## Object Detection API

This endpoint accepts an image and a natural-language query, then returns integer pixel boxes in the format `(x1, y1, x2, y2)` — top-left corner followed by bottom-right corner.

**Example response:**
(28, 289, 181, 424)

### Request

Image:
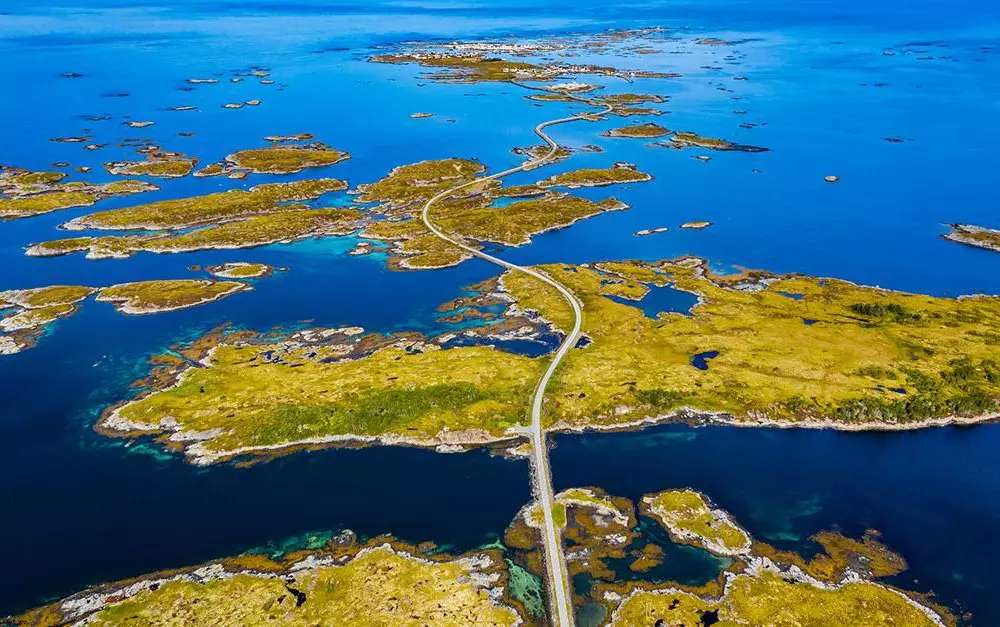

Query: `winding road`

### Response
(420, 94, 611, 627)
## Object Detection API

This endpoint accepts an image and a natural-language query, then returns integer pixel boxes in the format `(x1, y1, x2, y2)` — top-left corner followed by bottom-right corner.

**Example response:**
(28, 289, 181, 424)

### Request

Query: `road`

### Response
(420, 95, 611, 627)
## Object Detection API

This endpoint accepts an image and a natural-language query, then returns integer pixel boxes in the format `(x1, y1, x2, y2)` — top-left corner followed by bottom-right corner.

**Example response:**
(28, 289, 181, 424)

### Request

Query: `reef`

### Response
(943, 223, 1000, 253)
(9, 536, 525, 626)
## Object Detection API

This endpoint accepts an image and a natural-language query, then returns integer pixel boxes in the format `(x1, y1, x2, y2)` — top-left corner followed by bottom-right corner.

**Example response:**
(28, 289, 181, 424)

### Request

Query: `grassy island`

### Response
(32, 208, 363, 259)
(604, 122, 671, 138)
(608, 570, 944, 627)
(640, 489, 751, 556)
(206, 262, 273, 279)
(97, 280, 249, 314)
(538, 166, 652, 188)
(10, 538, 524, 626)
(61, 179, 348, 230)
(99, 327, 544, 464)
(0, 285, 95, 344)
(0, 173, 158, 220)
(944, 223, 1000, 253)
(191, 143, 350, 177)
(105, 155, 197, 178)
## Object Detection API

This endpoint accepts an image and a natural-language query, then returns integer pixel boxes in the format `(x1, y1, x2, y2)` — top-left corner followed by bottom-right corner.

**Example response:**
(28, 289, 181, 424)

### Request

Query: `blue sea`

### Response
(2, 0, 999, 622)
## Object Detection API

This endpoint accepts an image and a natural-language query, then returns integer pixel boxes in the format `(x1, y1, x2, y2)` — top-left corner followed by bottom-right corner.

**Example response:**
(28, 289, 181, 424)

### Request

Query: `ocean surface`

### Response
(2, 0, 999, 622)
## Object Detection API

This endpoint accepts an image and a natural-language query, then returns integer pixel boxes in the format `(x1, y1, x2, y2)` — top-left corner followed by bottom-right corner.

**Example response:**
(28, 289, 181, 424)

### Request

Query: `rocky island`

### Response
(944, 223, 1000, 253)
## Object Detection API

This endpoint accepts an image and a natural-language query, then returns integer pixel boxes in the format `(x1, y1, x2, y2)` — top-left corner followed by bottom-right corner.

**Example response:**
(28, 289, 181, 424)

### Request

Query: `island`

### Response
(537, 164, 652, 189)
(0, 167, 158, 219)
(96, 279, 250, 314)
(661, 131, 769, 152)
(205, 262, 274, 279)
(104, 152, 198, 178)
(196, 142, 350, 176)
(0, 286, 95, 351)
(603, 122, 671, 138)
(640, 489, 751, 556)
(60, 178, 348, 230)
(943, 223, 1000, 253)
(29, 208, 363, 259)
(9, 536, 525, 626)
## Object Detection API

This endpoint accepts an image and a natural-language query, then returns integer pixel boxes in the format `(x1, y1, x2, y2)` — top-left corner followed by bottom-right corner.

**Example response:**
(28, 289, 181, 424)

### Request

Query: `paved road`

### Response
(420, 96, 611, 627)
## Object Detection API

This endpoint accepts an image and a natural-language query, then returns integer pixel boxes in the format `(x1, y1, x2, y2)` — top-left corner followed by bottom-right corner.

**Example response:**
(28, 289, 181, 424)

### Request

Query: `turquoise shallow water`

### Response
(2, 0, 1000, 622)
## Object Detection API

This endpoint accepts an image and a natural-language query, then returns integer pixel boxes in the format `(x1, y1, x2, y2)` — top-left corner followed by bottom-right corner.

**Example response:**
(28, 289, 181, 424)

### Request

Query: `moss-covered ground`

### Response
(97, 280, 249, 314)
(10, 540, 524, 626)
(641, 489, 751, 555)
(63, 179, 347, 230)
(500, 258, 1000, 428)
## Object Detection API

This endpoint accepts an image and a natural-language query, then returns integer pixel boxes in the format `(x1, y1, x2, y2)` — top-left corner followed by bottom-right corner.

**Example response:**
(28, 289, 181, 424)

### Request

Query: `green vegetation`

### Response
(105, 157, 197, 178)
(604, 122, 670, 138)
(490, 184, 547, 198)
(62, 179, 347, 230)
(498, 258, 1000, 428)
(944, 223, 1000, 253)
(641, 489, 750, 555)
(225, 143, 350, 174)
(609, 572, 941, 626)
(0, 178, 158, 220)
(1, 303, 77, 332)
(0, 285, 95, 334)
(206, 262, 273, 279)
(101, 338, 543, 463)
(598, 93, 666, 105)
(97, 280, 248, 314)
(366, 193, 626, 269)
(508, 487, 636, 581)
(31, 208, 363, 259)
(356, 158, 490, 217)
(667, 131, 768, 152)
(356, 158, 627, 270)
(11, 541, 523, 626)
(0, 285, 95, 308)
(538, 166, 652, 188)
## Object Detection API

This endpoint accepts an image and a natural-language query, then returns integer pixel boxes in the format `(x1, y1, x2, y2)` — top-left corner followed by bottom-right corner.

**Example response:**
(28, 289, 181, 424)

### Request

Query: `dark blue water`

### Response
(605, 284, 699, 318)
(2, 0, 1000, 622)
(552, 423, 1000, 623)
